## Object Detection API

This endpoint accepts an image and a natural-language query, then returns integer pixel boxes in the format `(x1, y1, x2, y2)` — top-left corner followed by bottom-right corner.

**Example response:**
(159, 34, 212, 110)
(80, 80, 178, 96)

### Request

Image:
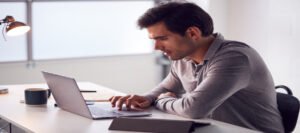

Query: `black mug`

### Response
(25, 88, 51, 105)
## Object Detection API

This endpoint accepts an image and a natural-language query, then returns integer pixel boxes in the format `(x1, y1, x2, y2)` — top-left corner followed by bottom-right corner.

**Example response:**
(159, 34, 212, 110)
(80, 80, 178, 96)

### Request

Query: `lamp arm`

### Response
(1, 23, 7, 41)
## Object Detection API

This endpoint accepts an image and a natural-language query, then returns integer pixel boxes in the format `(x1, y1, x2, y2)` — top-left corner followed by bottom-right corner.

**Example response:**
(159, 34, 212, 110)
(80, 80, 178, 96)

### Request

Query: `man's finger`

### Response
(108, 96, 113, 101)
(110, 96, 119, 107)
(117, 95, 130, 110)
(126, 96, 135, 111)
(126, 95, 145, 110)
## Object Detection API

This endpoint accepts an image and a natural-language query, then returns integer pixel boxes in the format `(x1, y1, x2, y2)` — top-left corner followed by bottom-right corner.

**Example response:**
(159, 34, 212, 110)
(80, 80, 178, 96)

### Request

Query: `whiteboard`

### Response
(32, 1, 154, 60)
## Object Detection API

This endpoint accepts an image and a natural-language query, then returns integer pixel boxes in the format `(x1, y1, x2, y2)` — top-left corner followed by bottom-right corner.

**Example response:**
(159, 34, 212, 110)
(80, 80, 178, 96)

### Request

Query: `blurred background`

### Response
(1, 0, 299, 131)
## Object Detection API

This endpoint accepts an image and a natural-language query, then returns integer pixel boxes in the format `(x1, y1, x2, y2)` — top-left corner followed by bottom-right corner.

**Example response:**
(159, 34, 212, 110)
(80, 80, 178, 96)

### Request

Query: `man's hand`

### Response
(109, 95, 151, 111)
(158, 92, 177, 99)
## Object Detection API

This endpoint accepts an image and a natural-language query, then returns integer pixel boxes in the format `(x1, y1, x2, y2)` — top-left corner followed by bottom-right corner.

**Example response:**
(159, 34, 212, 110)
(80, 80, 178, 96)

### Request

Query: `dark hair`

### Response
(138, 2, 214, 37)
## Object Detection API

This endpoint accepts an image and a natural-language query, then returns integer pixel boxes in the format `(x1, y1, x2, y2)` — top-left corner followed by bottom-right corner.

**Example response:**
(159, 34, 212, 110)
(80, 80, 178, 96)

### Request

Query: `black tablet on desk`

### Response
(109, 117, 210, 133)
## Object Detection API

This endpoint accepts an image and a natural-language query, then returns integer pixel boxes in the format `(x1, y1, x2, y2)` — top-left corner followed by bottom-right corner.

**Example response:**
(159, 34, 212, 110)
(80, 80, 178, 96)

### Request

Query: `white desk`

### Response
(0, 82, 259, 133)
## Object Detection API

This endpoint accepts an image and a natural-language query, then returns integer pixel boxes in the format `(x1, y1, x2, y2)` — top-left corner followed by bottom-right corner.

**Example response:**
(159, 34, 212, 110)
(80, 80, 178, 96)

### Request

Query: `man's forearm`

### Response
(154, 96, 209, 119)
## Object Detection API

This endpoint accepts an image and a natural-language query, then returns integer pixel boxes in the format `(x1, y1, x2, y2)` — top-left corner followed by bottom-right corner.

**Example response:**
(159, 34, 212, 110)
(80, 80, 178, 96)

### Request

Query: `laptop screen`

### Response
(42, 71, 93, 119)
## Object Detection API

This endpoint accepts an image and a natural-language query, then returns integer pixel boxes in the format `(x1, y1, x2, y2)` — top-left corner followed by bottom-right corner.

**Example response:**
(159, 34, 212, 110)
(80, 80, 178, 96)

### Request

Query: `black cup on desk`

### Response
(24, 88, 51, 105)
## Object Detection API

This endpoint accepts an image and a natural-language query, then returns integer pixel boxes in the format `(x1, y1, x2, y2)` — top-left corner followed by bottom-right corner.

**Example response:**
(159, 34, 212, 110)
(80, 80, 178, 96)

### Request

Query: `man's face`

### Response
(147, 22, 197, 60)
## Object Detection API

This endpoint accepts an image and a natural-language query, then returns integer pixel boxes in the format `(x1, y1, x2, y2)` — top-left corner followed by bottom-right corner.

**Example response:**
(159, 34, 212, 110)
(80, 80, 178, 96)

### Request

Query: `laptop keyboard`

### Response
(88, 104, 151, 118)
(88, 105, 121, 117)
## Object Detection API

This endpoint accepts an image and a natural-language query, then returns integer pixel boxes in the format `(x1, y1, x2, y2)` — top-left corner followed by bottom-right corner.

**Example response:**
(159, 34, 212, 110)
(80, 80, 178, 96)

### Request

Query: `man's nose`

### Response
(154, 41, 163, 51)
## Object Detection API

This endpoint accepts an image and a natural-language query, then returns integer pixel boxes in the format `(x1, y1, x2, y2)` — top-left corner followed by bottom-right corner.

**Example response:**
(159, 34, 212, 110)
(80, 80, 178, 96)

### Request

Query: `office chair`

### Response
(275, 85, 300, 133)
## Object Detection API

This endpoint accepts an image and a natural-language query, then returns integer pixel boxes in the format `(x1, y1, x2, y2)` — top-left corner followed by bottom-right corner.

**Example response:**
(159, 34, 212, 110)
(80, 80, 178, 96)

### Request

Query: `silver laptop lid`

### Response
(42, 71, 93, 119)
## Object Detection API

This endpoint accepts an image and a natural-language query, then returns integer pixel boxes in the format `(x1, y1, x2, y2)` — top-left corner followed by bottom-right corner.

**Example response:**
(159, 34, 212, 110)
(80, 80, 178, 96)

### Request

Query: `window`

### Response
(0, 1, 154, 62)
(0, 2, 27, 62)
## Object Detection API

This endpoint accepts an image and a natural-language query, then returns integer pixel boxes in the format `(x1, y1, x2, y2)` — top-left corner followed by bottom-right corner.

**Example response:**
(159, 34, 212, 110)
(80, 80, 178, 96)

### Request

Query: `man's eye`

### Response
(160, 37, 168, 41)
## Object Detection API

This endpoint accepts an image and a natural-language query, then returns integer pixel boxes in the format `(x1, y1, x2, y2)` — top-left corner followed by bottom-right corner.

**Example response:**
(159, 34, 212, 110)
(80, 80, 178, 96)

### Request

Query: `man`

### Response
(109, 2, 284, 133)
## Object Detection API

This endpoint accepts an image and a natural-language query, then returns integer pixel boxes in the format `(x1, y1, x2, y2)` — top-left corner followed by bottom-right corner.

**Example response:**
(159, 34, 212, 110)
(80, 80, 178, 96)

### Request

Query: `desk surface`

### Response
(0, 82, 259, 133)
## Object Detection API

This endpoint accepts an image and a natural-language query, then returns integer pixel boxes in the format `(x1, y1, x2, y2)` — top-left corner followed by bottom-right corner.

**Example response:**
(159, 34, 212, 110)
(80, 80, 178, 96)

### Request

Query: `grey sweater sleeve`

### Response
(143, 64, 183, 103)
(154, 52, 251, 119)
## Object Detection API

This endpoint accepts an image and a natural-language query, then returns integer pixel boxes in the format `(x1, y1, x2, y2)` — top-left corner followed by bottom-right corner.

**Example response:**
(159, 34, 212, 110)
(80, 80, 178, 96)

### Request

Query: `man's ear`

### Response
(186, 26, 202, 40)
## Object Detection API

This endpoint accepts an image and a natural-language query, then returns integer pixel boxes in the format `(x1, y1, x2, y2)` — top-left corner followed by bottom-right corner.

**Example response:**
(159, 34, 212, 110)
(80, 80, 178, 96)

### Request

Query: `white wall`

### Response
(208, 0, 228, 36)
(0, 54, 161, 94)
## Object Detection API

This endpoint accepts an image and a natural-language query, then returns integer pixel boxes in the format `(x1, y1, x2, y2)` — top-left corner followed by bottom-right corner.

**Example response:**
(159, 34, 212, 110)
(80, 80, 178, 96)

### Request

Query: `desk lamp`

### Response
(0, 15, 30, 94)
(0, 15, 30, 40)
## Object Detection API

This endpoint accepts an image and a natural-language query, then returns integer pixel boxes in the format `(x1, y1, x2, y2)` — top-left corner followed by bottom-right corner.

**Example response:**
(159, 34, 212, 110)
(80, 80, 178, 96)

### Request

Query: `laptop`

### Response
(42, 71, 151, 120)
